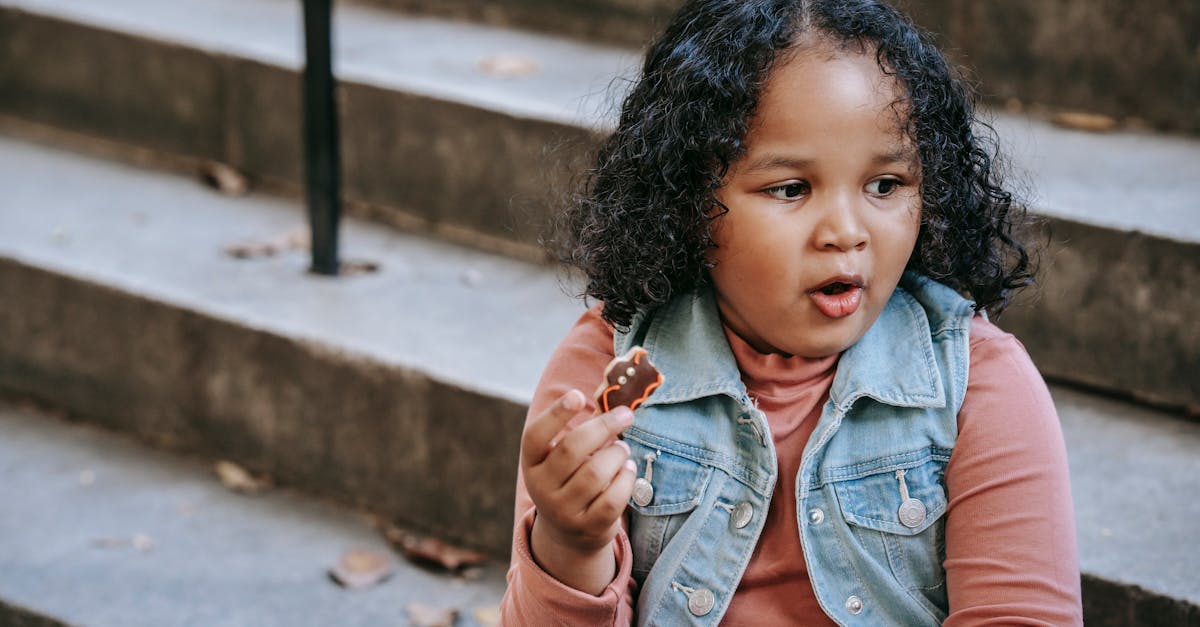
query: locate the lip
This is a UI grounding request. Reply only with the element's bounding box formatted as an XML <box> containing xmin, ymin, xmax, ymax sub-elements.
<box><xmin>807</xmin><ymin>274</ymin><xmax>865</xmax><ymax>319</ymax></box>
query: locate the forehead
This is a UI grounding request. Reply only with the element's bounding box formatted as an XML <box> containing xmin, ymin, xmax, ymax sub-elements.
<box><xmin>750</xmin><ymin>41</ymin><xmax>912</xmax><ymax>148</ymax></box>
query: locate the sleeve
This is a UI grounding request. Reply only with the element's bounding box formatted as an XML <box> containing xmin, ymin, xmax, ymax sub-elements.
<box><xmin>499</xmin><ymin>305</ymin><xmax>638</xmax><ymax>625</ymax></box>
<box><xmin>942</xmin><ymin>317</ymin><xmax>1083</xmax><ymax>626</ymax></box>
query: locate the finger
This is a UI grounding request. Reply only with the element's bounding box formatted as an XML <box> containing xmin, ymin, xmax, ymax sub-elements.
<box><xmin>583</xmin><ymin>457</ymin><xmax>637</xmax><ymax>528</ymax></box>
<box><xmin>542</xmin><ymin>407</ymin><xmax>633</xmax><ymax>482</ymax></box>
<box><xmin>558</xmin><ymin>439</ymin><xmax>633</xmax><ymax>511</ymax></box>
<box><xmin>521</xmin><ymin>389</ymin><xmax>587</xmax><ymax>467</ymax></box>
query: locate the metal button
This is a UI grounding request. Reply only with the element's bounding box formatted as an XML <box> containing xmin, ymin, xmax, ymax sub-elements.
<box><xmin>632</xmin><ymin>478</ymin><xmax>654</xmax><ymax>506</ymax></box>
<box><xmin>731</xmin><ymin>502</ymin><xmax>753</xmax><ymax>529</ymax></box>
<box><xmin>845</xmin><ymin>595</ymin><xmax>864</xmax><ymax>615</ymax></box>
<box><xmin>631</xmin><ymin>454</ymin><xmax>655</xmax><ymax>506</ymax></box>
<box><xmin>687</xmin><ymin>588</ymin><xmax>715</xmax><ymax>616</ymax></box>
<box><xmin>808</xmin><ymin>508</ymin><xmax>825</xmax><ymax>525</ymax></box>
<box><xmin>898</xmin><ymin>498</ymin><xmax>927</xmax><ymax>528</ymax></box>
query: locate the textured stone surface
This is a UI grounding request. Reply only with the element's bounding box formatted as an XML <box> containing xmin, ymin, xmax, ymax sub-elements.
<box><xmin>0</xmin><ymin>404</ymin><xmax>508</xmax><ymax>627</ymax></box>
<box><xmin>361</xmin><ymin>0</ymin><xmax>1200</xmax><ymax>133</ymax></box>
<box><xmin>998</xmin><ymin>217</ymin><xmax>1200</xmax><ymax>413</ymax></box>
<box><xmin>0</xmin><ymin>136</ymin><xmax>590</xmax><ymax>555</ymax></box>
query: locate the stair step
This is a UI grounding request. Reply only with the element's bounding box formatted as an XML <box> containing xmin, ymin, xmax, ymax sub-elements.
<box><xmin>2</xmin><ymin>0</ymin><xmax>1198</xmax><ymax>410</ymax></box>
<box><xmin>1</xmin><ymin>134</ymin><xmax>1198</xmax><ymax>624</ymax></box>
<box><xmin>353</xmin><ymin>0</ymin><xmax>1200</xmax><ymax>135</ymax></box>
<box><xmin>0</xmin><ymin>402</ymin><xmax>507</xmax><ymax>627</ymax></box>
<box><xmin>0</xmin><ymin>133</ymin><xmax>588</xmax><ymax>556</ymax></box>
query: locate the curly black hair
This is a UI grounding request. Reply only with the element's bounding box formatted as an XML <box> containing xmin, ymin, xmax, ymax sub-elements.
<box><xmin>555</xmin><ymin>0</ymin><xmax>1034</xmax><ymax>329</ymax></box>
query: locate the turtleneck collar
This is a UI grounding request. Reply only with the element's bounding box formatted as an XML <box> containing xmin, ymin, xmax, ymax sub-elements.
<box><xmin>722</xmin><ymin>325</ymin><xmax>839</xmax><ymax>406</ymax></box>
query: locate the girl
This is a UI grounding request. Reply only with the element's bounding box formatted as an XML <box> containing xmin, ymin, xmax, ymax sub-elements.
<box><xmin>502</xmin><ymin>0</ymin><xmax>1081</xmax><ymax>624</ymax></box>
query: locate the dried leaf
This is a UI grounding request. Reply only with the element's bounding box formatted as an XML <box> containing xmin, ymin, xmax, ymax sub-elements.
<box><xmin>1051</xmin><ymin>111</ymin><xmax>1118</xmax><ymax>133</ymax></box>
<box><xmin>328</xmin><ymin>549</ymin><xmax>395</xmax><ymax>589</ymax></box>
<box><xmin>223</xmin><ymin>227</ymin><xmax>309</xmax><ymax>260</ymax></box>
<box><xmin>214</xmin><ymin>460</ymin><xmax>270</xmax><ymax>494</ymax></box>
<box><xmin>200</xmin><ymin>162</ymin><xmax>250</xmax><ymax>195</ymax></box>
<box><xmin>405</xmin><ymin>603</ymin><xmax>458</xmax><ymax>627</ymax></box>
<box><xmin>477</xmin><ymin>53</ymin><xmax>539</xmax><ymax>78</ymax></box>
<box><xmin>223</xmin><ymin>241</ymin><xmax>279</xmax><ymax>259</ymax></box>
<box><xmin>473</xmin><ymin>605</ymin><xmax>501</xmax><ymax>626</ymax></box>
<box><xmin>340</xmin><ymin>259</ymin><xmax>381</xmax><ymax>276</ymax></box>
<box><xmin>394</xmin><ymin>532</ymin><xmax>488</xmax><ymax>572</ymax></box>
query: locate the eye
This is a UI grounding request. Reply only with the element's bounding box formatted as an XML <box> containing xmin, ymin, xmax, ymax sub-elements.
<box><xmin>865</xmin><ymin>178</ymin><xmax>903</xmax><ymax>196</ymax></box>
<box><xmin>765</xmin><ymin>181</ymin><xmax>809</xmax><ymax>200</ymax></box>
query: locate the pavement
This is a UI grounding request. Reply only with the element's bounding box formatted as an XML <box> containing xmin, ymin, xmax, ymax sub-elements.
<box><xmin>0</xmin><ymin>402</ymin><xmax>508</xmax><ymax>627</ymax></box>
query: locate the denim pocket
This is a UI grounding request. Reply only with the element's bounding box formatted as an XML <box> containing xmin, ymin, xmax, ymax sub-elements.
<box><xmin>622</xmin><ymin>435</ymin><xmax>714</xmax><ymax>582</ymax></box>
<box><xmin>831</xmin><ymin>456</ymin><xmax>949</xmax><ymax>597</ymax></box>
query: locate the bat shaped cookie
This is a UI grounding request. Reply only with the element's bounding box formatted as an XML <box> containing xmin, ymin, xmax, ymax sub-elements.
<box><xmin>594</xmin><ymin>346</ymin><xmax>664</xmax><ymax>413</ymax></box>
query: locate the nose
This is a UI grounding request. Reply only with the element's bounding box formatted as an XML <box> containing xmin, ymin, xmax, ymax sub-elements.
<box><xmin>812</xmin><ymin>191</ymin><xmax>868</xmax><ymax>252</ymax></box>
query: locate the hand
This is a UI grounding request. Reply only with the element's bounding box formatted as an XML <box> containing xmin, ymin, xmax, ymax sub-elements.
<box><xmin>521</xmin><ymin>389</ymin><xmax>637</xmax><ymax>592</ymax></box>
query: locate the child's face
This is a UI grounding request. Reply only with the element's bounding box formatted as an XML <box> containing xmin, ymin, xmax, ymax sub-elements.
<box><xmin>711</xmin><ymin>43</ymin><xmax>921</xmax><ymax>358</ymax></box>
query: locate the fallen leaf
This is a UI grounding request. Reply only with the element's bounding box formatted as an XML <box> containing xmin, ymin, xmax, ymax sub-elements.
<box><xmin>224</xmin><ymin>227</ymin><xmax>309</xmax><ymax>259</ymax></box>
<box><xmin>339</xmin><ymin>259</ymin><xmax>381</xmax><ymax>276</ymax></box>
<box><xmin>1051</xmin><ymin>111</ymin><xmax>1118</xmax><ymax>133</ymax></box>
<box><xmin>214</xmin><ymin>460</ymin><xmax>270</xmax><ymax>494</ymax></box>
<box><xmin>473</xmin><ymin>605</ymin><xmax>501</xmax><ymax>626</ymax></box>
<box><xmin>392</xmin><ymin>531</ymin><xmax>488</xmax><ymax>572</ymax></box>
<box><xmin>405</xmin><ymin>603</ymin><xmax>458</xmax><ymax>627</ymax></box>
<box><xmin>223</xmin><ymin>240</ymin><xmax>280</xmax><ymax>259</ymax></box>
<box><xmin>477</xmin><ymin>53</ymin><xmax>539</xmax><ymax>78</ymax></box>
<box><xmin>328</xmin><ymin>549</ymin><xmax>395</xmax><ymax>589</ymax></box>
<box><xmin>200</xmin><ymin>162</ymin><xmax>250</xmax><ymax>195</ymax></box>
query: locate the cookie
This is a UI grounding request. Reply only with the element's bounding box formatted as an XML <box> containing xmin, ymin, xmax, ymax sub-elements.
<box><xmin>595</xmin><ymin>346</ymin><xmax>664</xmax><ymax>413</ymax></box>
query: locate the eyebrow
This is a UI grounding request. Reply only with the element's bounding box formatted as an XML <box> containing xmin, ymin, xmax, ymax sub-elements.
<box><xmin>741</xmin><ymin>147</ymin><xmax>917</xmax><ymax>174</ymax></box>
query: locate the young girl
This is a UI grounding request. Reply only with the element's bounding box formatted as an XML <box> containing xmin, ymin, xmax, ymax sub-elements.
<box><xmin>501</xmin><ymin>0</ymin><xmax>1081</xmax><ymax>624</ymax></box>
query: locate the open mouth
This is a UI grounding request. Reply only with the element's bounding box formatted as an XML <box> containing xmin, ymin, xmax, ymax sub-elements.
<box><xmin>808</xmin><ymin>275</ymin><xmax>865</xmax><ymax>319</ymax></box>
<box><xmin>819</xmin><ymin>281</ymin><xmax>854</xmax><ymax>295</ymax></box>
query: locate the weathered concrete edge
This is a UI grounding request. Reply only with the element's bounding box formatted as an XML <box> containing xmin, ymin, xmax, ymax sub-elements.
<box><xmin>3</xmin><ymin>257</ymin><xmax>1199</xmax><ymax>623</ymax></box>
<box><xmin>1081</xmin><ymin>574</ymin><xmax>1200</xmax><ymax>627</ymax></box>
<box><xmin>998</xmin><ymin>216</ymin><xmax>1200</xmax><ymax>414</ymax></box>
<box><xmin>0</xmin><ymin>7</ymin><xmax>597</xmax><ymax>255</ymax></box>
<box><xmin>0</xmin><ymin>256</ymin><xmax>525</xmax><ymax>558</ymax></box>
<box><xmin>355</xmin><ymin>0</ymin><xmax>1200</xmax><ymax>135</ymax></box>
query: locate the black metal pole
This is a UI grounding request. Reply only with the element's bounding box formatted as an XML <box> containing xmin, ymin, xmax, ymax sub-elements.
<box><xmin>302</xmin><ymin>0</ymin><xmax>341</xmax><ymax>275</ymax></box>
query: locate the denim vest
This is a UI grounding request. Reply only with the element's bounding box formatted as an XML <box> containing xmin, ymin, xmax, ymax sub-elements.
<box><xmin>615</xmin><ymin>273</ymin><xmax>975</xmax><ymax>626</ymax></box>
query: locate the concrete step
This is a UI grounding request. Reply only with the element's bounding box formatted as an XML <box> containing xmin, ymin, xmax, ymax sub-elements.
<box><xmin>0</xmin><ymin>133</ymin><xmax>588</xmax><ymax>557</ymax></box>
<box><xmin>0</xmin><ymin>135</ymin><xmax>1198</xmax><ymax>625</ymax></box>
<box><xmin>354</xmin><ymin>0</ymin><xmax>1200</xmax><ymax>135</ymax></box>
<box><xmin>1</xmin><ymin>0</ymin><xmax>1197</xmax><ymax>411</ymax></box>
<box><xmin>0</xmin><ymin>402</ymin><xmax>507</xmax><ymax>627</ymax></box>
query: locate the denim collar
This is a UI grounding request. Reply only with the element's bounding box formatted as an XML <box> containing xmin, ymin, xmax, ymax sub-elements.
<box><xmin>616</xmin><ymin>273</ymin><xmax>963</xmax><ymax>413</ymax></box>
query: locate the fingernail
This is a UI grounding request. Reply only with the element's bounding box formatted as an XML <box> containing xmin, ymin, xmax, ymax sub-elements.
<box><xmin>562</xmin><ymin>390</ymin><xmax>584</xmax><ymax>411</ymax></box>
<box><xmin>615</xmin><ymin>407</ymin><xmax>634</xmax><ymax>425</ymax></box>
<box><xmin>623</xmin><ymin>459</ymin><xmax>637</xmax><ymax>473</ymax></box>
<box><xmin>615</xmin><ymin>439</ymin><xmax>631</xmax><ymax>455</ymax></box>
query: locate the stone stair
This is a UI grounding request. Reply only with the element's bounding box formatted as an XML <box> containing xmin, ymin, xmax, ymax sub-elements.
<box><xmin>1</xmin><ymin>0</ymin><xmax>1198</xmax><ymax>624</ymax></box>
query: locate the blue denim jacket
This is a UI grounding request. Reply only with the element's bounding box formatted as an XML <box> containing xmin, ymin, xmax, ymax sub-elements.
<box><xmin>615</xmin><ymin>272</ymin><xmax>975</xmax><ymax>626</ymax></box>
